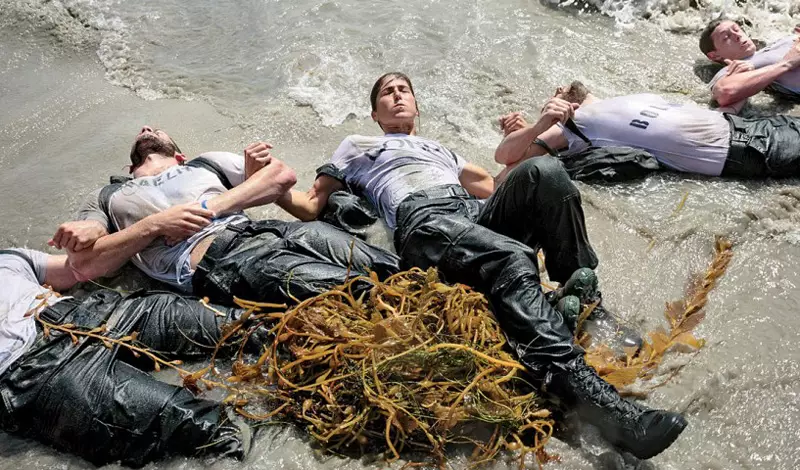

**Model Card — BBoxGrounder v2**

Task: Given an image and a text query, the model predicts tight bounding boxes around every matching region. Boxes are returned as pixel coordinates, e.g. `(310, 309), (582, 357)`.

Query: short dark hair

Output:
(369, 72), (416, 112)
(699, 19), (723, 56)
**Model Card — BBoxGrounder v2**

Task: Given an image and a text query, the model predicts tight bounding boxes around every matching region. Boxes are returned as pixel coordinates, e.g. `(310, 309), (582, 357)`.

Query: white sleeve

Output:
(556, 123), (590, 156)
(708, 67), (728, 90)
(0, 249), (48, 284)
(195, 151), (246, 187)
(76, 188), (112, 231)
(450, 149), (468, 175)
(330, 137), (361, 175)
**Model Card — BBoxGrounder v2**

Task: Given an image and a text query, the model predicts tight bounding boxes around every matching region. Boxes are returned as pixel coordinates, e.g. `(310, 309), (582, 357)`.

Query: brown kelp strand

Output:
(579, 236), (734, 392)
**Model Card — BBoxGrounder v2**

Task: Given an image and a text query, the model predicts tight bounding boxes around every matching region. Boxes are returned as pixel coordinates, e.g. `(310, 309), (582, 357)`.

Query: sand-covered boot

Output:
(548, 356), (687, 460)
(547, 267), (643, 353)
(554, 295), (581, 333)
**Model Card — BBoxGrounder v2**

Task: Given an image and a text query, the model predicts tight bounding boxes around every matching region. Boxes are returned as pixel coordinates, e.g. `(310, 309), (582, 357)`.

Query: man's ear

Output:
(707, 51), (722, 63)
(175, 153), (187, 164)
(371, 111), (378, 122)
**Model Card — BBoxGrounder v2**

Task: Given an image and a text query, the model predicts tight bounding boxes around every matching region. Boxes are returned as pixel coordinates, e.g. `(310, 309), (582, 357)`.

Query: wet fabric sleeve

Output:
(0, 249), (48, 284)
(556, 123), (590, 156)
(75, 188), (112, 230)
(708, 66), (728, 89)
(450, 148), (468, 175)
(329, 137), (360, 182)
(194, 151), (246, 187)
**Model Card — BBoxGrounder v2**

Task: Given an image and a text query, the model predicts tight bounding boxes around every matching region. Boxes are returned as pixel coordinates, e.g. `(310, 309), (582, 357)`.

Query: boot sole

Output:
(631, 415), (688, 460)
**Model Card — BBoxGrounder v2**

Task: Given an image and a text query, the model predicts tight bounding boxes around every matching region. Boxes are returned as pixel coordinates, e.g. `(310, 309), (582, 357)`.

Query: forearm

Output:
(276, 190), (324, 221)
(206, 163), (297, 215)
(713, 61), (794, 106)
(67, 219), (160, 281)
(43, 255), (81, 291)
(495, 120), (551, 165)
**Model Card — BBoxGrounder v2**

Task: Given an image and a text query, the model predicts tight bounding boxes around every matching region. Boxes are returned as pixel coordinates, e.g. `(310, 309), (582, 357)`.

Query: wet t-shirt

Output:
(78, 152), (248, 290)
(330, 134), (467, 229)
(710, 36), (800, 95)
(0, 249), (65, 375)
(560, 94), (731, 176)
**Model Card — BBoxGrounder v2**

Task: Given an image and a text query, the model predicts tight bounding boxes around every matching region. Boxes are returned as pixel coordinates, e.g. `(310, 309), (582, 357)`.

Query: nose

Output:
(139, 125), (153, 135)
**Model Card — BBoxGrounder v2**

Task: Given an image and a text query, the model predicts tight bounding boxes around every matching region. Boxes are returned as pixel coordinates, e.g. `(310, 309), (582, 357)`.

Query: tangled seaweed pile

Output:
(32, 237), (734, 468)
(260, 268), (554, 467)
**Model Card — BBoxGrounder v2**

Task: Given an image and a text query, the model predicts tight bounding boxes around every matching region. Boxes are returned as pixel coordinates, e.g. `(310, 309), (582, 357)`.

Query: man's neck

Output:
(134, 154), (180, 178)
(382, 123), (416, 136)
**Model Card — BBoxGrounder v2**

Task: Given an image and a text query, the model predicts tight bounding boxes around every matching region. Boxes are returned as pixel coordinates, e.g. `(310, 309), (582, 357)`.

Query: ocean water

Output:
(1, 0), (800, 469)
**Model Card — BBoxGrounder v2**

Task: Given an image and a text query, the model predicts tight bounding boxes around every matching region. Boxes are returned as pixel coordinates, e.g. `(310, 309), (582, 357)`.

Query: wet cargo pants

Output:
(723, 113), (800, 177)
(0, 290), (253, 467)
(193, 220), (401, 306)
(394, 157), (598, 378)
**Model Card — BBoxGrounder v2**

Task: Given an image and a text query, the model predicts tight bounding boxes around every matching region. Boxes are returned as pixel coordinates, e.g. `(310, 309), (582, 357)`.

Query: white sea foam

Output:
(287, 52), (371, 127)
(569, 0), (800, 37)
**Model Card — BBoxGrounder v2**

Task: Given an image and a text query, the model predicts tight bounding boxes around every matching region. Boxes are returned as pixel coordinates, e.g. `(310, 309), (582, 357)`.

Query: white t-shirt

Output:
(561, 94), (731, 176)
(0, 249), (65, 375)
(78, 152), (248, 290)
(331, 134), (467, 229)
(710, 36), (800, 95)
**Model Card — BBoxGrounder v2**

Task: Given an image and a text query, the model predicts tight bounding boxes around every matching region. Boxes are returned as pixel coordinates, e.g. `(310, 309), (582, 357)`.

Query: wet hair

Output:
(128, 132), (182, 173)
(699, 19), (723, 56)
(560, 81), (590, 104)
(369, 72), (417, 112)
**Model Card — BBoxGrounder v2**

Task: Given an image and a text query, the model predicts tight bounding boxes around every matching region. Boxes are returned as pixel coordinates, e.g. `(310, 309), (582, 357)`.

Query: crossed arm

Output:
(54, 142), (297, 281)
(711, 37), (800, 108)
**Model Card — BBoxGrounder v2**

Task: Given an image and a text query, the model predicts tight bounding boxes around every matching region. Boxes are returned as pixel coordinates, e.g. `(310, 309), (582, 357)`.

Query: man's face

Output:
(372, 77), (418, 130)
(708, 21), (756, 61)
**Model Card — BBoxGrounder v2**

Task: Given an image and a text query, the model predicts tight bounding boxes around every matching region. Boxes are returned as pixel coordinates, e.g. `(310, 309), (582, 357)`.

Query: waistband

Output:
(402, 184), (472, 204)
(722, 114), (768, 178)
(395, 184), (476, 231)
(192, 221), (248, 291)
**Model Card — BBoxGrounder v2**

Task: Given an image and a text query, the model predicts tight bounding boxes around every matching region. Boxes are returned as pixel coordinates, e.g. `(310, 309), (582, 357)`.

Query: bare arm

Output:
(713, 61), (795, 106)
(495, 98), (577, 165)
(459, 163), (494, 198)
(276, 175), (345, 221)
(716, 99), (747, 115)
(713, 42), (800, 107)
(42, 255), (80, 291)
(67, 203), (215, 281)
(205, 157), (297, 216)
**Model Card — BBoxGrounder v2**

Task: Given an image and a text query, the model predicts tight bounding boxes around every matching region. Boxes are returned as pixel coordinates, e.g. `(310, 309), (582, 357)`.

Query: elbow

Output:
(495, 144), (511, 165)
(713, 85), (739, 107)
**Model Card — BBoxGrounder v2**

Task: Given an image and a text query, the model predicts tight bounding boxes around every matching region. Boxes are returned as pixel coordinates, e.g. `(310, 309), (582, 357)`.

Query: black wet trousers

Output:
(0, 290), (252, 467)
(723, 114), (800, 178)
(193, 220), (401, 306)
(394, 157), (598, 377)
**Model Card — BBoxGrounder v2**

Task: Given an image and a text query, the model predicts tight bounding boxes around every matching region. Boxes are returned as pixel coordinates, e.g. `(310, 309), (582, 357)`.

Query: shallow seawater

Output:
(1, 0), (800, 468)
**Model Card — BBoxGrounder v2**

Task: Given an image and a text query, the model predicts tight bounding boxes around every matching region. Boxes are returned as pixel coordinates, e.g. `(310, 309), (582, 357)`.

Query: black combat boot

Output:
(547, 356), (687, 460)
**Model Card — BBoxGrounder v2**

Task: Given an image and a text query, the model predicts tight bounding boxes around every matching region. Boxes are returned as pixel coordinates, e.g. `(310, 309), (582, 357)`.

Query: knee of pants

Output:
(514, 157), (576, 200)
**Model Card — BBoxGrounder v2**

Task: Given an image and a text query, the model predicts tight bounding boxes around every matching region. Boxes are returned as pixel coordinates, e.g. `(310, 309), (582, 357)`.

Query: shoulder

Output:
(332, 135), (382, 161)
